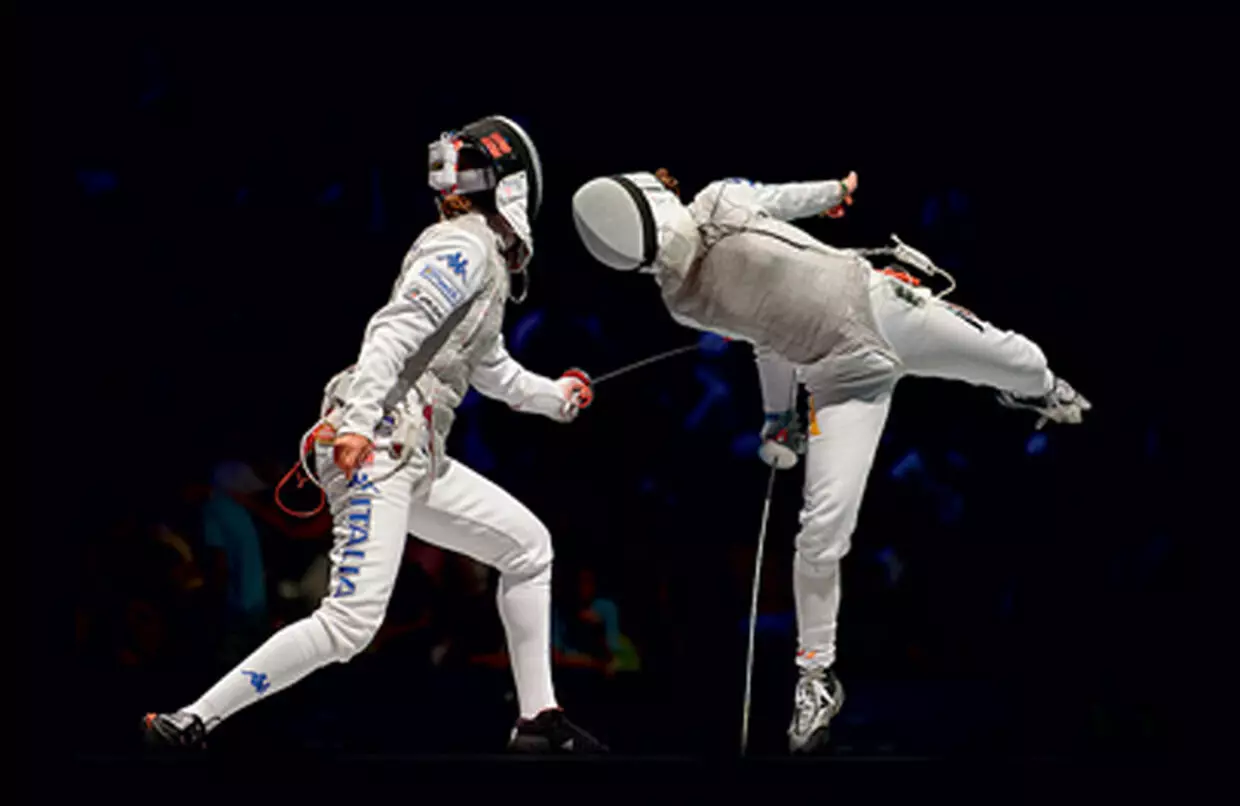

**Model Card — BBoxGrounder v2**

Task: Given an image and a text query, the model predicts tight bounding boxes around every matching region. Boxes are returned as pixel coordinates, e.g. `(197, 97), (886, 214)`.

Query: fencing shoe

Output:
(998, 376), (1092, 430)
(508, 708), (609, 754)
(788, 667), (845, 754)
(142, 711), (207, 750)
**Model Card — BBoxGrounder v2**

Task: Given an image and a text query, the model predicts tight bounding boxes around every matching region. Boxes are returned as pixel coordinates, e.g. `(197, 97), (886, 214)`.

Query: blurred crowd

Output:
(72, 446), (653, 748)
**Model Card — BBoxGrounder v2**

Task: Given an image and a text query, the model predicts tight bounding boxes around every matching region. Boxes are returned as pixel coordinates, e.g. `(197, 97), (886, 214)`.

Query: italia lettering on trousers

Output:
(348, 473), (378, 492)
(335, 572), (358, 597)
(334, 485), (375, 598)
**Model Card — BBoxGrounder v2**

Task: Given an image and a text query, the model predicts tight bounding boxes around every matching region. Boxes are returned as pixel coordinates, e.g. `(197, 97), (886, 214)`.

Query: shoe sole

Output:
(141, 713), (206, 750)
(508, 735), (608, 754)
(508, 735), (554, 753)
(790, 727), (832, 754)
(141, 713), (169, 747)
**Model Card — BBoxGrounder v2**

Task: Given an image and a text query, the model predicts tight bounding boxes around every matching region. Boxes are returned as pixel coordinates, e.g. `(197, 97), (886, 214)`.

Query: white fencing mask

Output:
(571, 172), (696, 273)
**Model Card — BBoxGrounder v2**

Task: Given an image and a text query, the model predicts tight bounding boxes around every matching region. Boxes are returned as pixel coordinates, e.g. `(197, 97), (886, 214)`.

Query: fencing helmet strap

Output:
(427, 115), (543, 281)
(572, 173), (672, 272)
(609, 175), (659, 269)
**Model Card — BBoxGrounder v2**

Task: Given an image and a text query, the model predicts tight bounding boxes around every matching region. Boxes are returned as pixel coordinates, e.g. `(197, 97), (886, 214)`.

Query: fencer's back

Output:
(660, 182), (890, 368)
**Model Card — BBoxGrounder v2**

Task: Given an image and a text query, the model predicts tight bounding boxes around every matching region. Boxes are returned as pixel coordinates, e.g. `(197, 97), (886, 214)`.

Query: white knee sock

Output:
(184, 611), (342, 730)
(496, 565), (557, 719)
(794, 552), (840, 671)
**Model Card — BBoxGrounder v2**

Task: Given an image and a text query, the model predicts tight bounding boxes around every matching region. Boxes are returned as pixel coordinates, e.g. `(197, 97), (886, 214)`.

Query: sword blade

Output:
(591, 343), (702, 386)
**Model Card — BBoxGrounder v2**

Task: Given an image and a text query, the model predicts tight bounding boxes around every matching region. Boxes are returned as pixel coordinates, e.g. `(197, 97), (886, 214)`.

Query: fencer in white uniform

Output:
(570, 169), (1091, 753)
(143, 116), (606, 754)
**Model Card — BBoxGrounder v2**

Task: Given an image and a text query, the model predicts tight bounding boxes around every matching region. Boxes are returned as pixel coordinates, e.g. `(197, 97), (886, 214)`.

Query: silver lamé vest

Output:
(657, 185), (898, 402)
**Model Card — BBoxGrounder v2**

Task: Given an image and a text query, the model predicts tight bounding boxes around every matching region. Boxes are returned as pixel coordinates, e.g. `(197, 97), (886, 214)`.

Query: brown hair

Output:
(654, 168), (680, 197)
(438, 145), (498, 220)
(439, 194), (475, 219)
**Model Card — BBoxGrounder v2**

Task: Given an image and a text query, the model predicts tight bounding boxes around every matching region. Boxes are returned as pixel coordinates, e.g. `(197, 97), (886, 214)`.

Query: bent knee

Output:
(795, 503), (859, 567)
(498, 519), (554, 579)
(796, 534), (853, 570)
(1001, 333), (1053, 395)
(1011, 333), (1049, 373)
(313, 598), (385, 661)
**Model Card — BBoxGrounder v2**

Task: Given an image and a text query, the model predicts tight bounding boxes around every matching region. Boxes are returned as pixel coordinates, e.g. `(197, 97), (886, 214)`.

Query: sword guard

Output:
(561, 368), (594, 410)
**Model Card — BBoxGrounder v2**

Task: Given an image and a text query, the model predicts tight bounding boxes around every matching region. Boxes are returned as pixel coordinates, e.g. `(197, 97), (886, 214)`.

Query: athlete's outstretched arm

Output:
(747, 172), (856, 221)
(469, 334), (578, 421)
(337, 231), (488, 441)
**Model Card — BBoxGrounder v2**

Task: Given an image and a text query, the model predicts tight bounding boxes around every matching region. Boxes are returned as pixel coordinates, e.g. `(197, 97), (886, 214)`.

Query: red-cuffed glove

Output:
(555, 368), (594, 421)
(822, 171), (858, 218)
(757, 411), (808, 470)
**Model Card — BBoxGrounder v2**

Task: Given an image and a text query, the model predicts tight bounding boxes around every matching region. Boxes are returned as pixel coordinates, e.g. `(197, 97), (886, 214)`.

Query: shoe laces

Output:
(148, 711), (206, 746)
(560, 715), (603, 748)
(794, 672), (837, 727)
(999, 376), (1088, 427)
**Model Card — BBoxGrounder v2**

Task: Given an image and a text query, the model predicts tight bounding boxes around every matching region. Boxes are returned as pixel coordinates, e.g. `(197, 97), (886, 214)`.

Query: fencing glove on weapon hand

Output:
(758, 411), (807, 470)
(555, 369), (594, 422)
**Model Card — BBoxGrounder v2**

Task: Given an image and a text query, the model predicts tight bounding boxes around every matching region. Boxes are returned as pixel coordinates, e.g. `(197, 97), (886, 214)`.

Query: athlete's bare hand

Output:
(333, 433), (374, 477)
(842, 171), (858, 195)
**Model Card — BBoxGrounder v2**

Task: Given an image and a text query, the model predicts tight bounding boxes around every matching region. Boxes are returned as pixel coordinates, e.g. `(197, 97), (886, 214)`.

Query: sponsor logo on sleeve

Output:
(407, 291), (448, 322)
(437, 250), (469, 280)
(418, 262), (463, 306)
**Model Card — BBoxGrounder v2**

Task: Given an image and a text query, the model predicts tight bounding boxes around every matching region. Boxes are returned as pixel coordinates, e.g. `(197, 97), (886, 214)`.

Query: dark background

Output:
(22, 15), (1211, 759)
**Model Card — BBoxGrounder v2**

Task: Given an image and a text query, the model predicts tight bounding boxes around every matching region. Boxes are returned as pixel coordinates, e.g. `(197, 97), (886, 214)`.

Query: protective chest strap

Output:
(609, 174), (658, 269)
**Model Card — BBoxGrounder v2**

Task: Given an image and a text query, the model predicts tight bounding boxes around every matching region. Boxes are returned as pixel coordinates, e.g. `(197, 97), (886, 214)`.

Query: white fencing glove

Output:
(757, 410), (807, 470)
